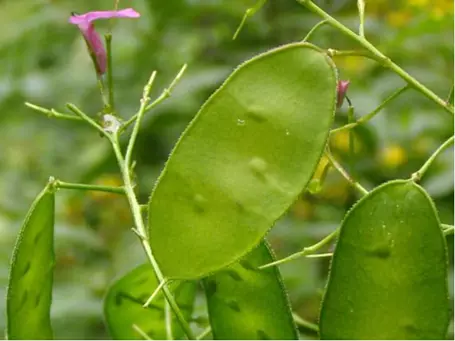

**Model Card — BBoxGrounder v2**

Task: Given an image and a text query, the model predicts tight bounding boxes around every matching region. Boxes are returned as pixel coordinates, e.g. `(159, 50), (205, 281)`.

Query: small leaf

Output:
(6, 185), (55, 339)
(320, 180), (450, 339)
(203, 241), (298, 340)
(148, 42), (337, 279)
(104, 263), (197, 340)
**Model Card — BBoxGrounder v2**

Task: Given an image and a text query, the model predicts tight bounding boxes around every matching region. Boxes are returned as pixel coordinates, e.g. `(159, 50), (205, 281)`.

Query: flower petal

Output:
(69, 8), (140, 25)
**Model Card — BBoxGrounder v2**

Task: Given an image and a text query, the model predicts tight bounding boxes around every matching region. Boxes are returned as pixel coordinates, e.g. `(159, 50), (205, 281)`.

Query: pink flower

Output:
(337, 80), (350, 108)
(69, 9), (140, 75)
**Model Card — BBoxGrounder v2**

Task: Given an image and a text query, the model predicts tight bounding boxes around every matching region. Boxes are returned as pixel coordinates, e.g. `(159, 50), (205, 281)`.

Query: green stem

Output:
(442, 224), (454, 236)
(196, 327), (212, 340)
(292, 313), (319, 332)
(121, 64), (187, 132)
(232, 0), (267, 40)
(105, 34), (115, 113)
(331, 85), (409, 134)
(25, 102), (82, 121)
(325, 149), (369, 195)
(446, 84), (454, 105)
(326, 49), (383, 63)
(132, 324), (153, 340)
(347, 105), (355, 176)
(411, 136), (454, 182)
(54, 180), (125, 194)
(66, 103), (112, 140)
(302, 19), (329, 42)
(125, 71), (157, 167)
(259, 228), (339, 269)
(296, 0), (454, 116)
(111, 135), (195, 339)
(306, 253), (333, 258)
(357, 0), (365, 37)
(165, 301), (174, 340)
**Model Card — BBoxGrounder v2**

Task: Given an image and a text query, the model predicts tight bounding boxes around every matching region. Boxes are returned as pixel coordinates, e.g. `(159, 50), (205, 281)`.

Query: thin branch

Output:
(302, 19), (329, 42)
(132, 324), (153, 340)
(292, 313), (319, 332)
(325, 149), (369, 196)
(105, 34), (115, 113)
(357, 0), (365, 38)
(411, 136), (454, 182)
(259, 228), (339, 269)
(442, 224), (454, 236)
(326, 49), (384, 64)
(66, 103), (112, 140)
(232, 0), (267, 40)
(296, 0), (454, 116)
(54, 180), (125, 195)
(196, 327), (212, 340)
(25, 102), (82, 121)
(331, 85), (409, 134)
(125, 71), (157, 168)
(121, 64), (187, 132)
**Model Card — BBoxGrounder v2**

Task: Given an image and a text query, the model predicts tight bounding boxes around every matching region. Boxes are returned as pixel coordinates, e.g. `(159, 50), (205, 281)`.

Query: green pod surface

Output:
(6, 185), (55, 339)
(148, 43), (337, 279)
(320, 180), (450, 340)
(203, 241), (298, 340)
(104, 264), (197, 340)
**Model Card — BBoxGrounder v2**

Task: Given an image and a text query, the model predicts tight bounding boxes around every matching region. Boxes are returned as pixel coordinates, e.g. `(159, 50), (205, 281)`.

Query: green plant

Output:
(6, 1), (453, 339)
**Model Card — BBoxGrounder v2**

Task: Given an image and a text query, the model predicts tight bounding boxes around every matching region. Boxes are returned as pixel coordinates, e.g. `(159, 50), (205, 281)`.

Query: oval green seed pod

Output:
(104, 264), (197, 340)
(203, 241), (298, 339)
(320, 180), (450, 340)
(149, 43), (337, 279)
(7, 185), (55, 339)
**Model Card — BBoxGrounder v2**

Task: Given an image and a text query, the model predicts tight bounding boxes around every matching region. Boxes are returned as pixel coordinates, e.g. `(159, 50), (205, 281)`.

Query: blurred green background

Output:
(0, 0), (453, 339)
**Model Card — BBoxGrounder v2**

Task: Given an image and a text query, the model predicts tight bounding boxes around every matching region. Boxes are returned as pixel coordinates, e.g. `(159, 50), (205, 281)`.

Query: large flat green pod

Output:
(6, 185), (55, 339)
(104, 264), (197, 340)
(320, 180), (450, 340)
(148, 43), (337, 279)
(203, 241), (298, 339)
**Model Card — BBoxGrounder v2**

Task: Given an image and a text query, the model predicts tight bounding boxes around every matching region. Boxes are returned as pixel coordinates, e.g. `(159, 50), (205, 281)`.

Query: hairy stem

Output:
(66, 103), (112, 140)
(296, 0), (454, 116)
(110, 135), (195, 339)
(411, 136), (454, 182)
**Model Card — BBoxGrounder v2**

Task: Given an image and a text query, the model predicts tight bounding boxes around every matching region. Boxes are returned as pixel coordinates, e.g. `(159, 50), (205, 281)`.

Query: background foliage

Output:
(1, 0), (453, 338)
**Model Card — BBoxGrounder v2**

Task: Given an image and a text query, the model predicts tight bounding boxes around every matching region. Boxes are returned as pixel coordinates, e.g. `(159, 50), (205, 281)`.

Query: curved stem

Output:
(331, 85), (409, 135)
(259, 228), (339, 269)
(292, 313), (319, 332)
(302, 19), (329, 42)
(325, 149), (369, 196)
(296, 0), (454, 116)
(411, 136), (454, 182)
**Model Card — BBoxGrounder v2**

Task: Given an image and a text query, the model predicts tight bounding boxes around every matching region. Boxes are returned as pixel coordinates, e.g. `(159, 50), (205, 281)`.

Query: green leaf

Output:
(6, 185), (55, 339)
(103, 264), (197, 340)
(320, 180), (450, 339)
(148, 42), (337, 279)
(203, 241), (298, 340)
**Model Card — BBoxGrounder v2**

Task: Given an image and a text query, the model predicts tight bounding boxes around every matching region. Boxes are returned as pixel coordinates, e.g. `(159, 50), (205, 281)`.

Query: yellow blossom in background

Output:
(387, 10), (412, 27)
(89, 174), (123, 201)
(380, 144), (407, 168)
